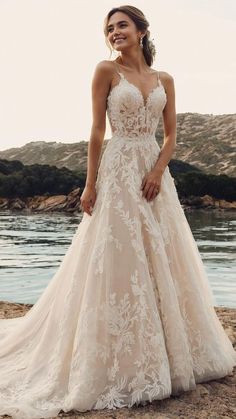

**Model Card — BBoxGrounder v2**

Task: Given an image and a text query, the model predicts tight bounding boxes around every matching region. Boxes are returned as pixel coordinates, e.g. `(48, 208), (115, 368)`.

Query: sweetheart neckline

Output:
(107, 76), (166, 110)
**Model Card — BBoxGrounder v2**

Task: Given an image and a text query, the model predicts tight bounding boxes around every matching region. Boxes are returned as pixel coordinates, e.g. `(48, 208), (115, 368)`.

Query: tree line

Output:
(0, 159), (85, 198)
(0, 159), (235, 201)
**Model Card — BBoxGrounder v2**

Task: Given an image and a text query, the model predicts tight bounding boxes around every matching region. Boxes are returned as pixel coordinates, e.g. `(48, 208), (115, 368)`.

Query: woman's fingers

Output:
(146, 185), (159, 201)
(80, 197), (96, 215)
(79, 186), (96, 216)
(80, 203), (92, 216)
(141, 182), (159, 200)
(142, 181), (160, 201)
(141, 170), (163, 201)
(80, 198), (95, 216)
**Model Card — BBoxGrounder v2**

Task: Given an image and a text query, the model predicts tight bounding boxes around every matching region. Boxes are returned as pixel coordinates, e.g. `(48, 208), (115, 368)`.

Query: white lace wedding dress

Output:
(0, 64), (235, 419)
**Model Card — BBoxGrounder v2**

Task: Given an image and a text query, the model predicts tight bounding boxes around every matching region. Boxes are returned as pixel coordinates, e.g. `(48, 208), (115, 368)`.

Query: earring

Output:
(139, 36), (143, 48)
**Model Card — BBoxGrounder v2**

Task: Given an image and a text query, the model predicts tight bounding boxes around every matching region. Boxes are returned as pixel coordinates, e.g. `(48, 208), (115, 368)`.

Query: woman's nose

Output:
(113, 29), (120, 37)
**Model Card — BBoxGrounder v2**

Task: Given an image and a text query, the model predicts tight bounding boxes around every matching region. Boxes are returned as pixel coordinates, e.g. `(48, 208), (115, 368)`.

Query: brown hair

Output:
(103, 5), (157, 67)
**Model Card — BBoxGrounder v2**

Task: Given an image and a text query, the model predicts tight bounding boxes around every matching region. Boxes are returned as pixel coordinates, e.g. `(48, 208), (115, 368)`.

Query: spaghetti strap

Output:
(156, 70), (162, 87)
(113, 60), (125, 79)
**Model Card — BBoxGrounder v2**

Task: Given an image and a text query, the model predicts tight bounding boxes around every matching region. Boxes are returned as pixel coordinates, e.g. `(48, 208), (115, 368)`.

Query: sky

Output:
(0, 0), (235, 150)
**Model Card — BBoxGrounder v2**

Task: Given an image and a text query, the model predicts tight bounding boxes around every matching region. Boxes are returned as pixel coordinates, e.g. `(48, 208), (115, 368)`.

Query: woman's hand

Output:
(141, 169), (163, 202)
(80, 185), (97, 216)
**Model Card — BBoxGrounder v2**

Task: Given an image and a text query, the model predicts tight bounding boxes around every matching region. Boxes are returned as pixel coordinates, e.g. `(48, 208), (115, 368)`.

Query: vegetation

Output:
(174, 172), (236, 201)
(168, 159), (236, 201)
(0, 158), (235, 202)
(0, 159), (86, 198)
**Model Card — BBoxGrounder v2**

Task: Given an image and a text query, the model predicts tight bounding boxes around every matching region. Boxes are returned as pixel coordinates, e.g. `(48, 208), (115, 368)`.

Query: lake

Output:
(0, 209), (235, 308)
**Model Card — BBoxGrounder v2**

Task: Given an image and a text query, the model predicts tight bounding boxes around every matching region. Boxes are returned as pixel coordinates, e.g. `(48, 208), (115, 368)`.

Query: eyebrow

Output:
(107, 20), (128, 29)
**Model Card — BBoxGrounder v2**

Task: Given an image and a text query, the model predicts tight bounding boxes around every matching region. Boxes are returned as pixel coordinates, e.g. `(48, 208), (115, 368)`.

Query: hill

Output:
(0, 112), (235, 176)
(168, 113), (236, 176)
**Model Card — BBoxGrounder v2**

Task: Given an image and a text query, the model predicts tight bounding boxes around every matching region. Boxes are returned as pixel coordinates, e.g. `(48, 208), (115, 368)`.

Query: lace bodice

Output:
(106, 65), (167, 140)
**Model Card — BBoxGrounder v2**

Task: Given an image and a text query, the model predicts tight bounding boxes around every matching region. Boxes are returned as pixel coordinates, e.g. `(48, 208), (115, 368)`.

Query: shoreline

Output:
(0, 302), (235, 418)
(1, 300), (236, 322)
(0, 188), (235, 214)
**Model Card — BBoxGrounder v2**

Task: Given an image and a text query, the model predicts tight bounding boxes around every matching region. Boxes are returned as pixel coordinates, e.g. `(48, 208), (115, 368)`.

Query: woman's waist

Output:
(105, 133), (161, 154)
(110, 132), (157, 142)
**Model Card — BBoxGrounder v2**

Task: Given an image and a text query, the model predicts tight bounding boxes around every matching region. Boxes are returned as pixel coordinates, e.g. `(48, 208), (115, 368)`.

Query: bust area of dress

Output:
(106, 61), (167, 139)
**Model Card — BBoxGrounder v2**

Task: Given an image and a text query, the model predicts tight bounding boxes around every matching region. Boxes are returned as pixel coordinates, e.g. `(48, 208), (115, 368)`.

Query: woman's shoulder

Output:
(91, 61), (115, 87)
(94, 60), (116, 74)
(151, 68), (174, 81)
(161, 71), (174, 82)
(152, 69), (175, 92)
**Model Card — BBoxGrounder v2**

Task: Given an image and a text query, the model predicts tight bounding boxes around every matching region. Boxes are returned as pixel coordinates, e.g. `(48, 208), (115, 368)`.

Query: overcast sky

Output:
(0, 0), (235, 151)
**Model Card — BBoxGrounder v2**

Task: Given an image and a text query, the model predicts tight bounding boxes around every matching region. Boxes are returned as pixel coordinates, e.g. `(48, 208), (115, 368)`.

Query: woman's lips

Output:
(114, 38), (126, 43)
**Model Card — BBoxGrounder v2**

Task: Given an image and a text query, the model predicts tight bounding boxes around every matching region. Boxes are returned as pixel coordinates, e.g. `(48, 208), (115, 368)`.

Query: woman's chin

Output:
(113, 46), (126, 53)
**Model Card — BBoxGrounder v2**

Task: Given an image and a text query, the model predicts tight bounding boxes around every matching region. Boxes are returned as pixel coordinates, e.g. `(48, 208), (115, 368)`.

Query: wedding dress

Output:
(0, 62), (235, 419)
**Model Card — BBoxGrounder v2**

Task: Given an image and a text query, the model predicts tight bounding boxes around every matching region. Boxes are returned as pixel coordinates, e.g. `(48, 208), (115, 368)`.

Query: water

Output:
(0, 211), (82, 304)
(0, 209), (235, 308)
(185, 210), (236, 308)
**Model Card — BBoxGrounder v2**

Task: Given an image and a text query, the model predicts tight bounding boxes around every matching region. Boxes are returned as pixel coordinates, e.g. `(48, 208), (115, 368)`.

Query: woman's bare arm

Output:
(152, 72), (177, 175)
(80, 61), (112, 215)
(85, 61), (112, 187)
(141, 72), (177, 201)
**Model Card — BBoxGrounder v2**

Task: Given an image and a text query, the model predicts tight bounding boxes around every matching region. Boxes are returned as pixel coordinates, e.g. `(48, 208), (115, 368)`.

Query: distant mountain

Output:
(157, 113), (236, 176)
(0, 141), (89, 173)
(0, 113), (235, 176)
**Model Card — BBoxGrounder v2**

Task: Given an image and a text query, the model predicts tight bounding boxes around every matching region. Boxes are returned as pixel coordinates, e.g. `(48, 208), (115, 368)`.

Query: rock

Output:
(36, 195), (67, 211)
(0, 187), (235, 214)
(181, 195), (204, 207)
(68, 187), (80, 198)
(196, 384), (210, 396)
(218, 199), (236, 209)
(25, 195), (42, 209)
(201, 194), (215, 207)
(10, 198), (26, 210)
(66, 187), (81, 210)
(0, 197), (9, 209)
(0, 187), (82, 213)
(181, 194), (236, 211)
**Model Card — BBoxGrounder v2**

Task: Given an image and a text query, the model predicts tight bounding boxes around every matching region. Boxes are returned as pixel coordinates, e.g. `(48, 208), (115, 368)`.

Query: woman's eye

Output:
(108, 23), (127, 33)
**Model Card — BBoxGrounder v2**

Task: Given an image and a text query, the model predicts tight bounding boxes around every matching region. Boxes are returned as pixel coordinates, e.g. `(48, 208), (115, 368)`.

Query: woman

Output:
(0, 5), (235, 419)
(80, 7), (176, 215)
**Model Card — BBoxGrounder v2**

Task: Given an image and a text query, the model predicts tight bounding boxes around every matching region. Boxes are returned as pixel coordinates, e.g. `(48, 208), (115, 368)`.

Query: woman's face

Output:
(107, 11), (142, 52)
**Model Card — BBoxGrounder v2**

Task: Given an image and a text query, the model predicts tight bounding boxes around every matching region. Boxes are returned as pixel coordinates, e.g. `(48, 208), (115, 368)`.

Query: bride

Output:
(0, 5), (235, 419)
